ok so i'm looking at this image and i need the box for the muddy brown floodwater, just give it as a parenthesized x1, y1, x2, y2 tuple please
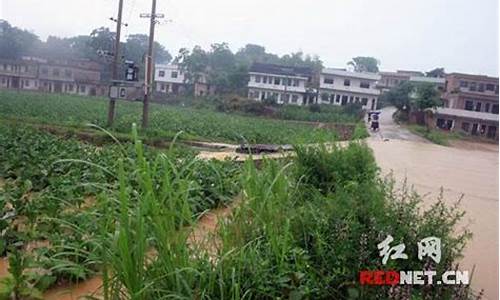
(368, 139, 499, 300)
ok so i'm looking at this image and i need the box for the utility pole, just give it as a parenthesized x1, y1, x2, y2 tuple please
(107, 0, 124, 127)
(140, 0, 163, 128)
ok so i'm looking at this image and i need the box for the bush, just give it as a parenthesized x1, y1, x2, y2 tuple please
(309, 103, 322, 113)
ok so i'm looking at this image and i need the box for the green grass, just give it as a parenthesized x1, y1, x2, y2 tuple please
(407, 125, 464, 146)
(0, 90, 343, 144)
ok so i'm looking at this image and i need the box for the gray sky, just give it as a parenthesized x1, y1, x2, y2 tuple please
(1, 0, 498, 76)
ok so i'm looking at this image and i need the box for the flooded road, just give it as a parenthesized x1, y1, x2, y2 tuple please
(368, 107, 498, 299)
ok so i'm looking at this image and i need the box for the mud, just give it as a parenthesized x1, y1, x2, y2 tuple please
(368, 139, 499, 299)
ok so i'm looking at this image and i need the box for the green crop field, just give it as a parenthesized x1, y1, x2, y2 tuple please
(0, 91, 346, 145)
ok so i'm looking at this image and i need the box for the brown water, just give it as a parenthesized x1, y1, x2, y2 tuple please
(368, 139, 499, 300)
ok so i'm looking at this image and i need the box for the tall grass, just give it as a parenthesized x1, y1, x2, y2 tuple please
(89, 136, 472, 299)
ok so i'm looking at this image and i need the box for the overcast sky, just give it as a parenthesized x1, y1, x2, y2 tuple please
(1, 0, 498, 76)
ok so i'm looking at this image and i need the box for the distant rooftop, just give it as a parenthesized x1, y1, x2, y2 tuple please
(322, 68, 380, 80)
(249, 63, 313, 78)
(447, 72, 499, 82)
(409, 76, 445, 84)
(435, 107, 499, 122)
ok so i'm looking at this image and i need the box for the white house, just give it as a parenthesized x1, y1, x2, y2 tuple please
(247, 63, 315, 105)
(319, 68, 380, 110)
(154, 64, 186, 95)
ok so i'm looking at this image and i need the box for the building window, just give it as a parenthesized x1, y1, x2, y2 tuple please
(291, 94, 299, 103)
(161, 83, 166, 91)
(80, 85, 86, 93)
(341, 95, 348, 105)
(475, 102, 482, 112)
(321, 93, 328, 101)
(464, 100, 474, 111)
(469, 82, 477, 91)
(53, 68, 60, 76)
(159, 70, 165, 77)
(274, 77, 280, 85)
(324, 77, 334, 84)
(485, 103, 490, 113)
(492, 104, 499, 114)
(360, 81, 370, 88)
(293, 79, 299, 86)
(336, 95, 341, 103)
(486, 83, 495, 91)
(460, 81, 468, 88)
(287, 78, 292, 86)
(478, 83, 485, 92)
(68, 84, 73, 91)
(361, 98, 368, 105)
(344, 79, 350, 86)
(255, 75, 261, 83)
(283, 93, 290, 103)
(171, 71, 178, 78)
(461, 122, 470, 132)
(65, 69, 72, 77)
(263, 76, 267, 84)
(355, 96, 360, 103)
(24, 80, 30, 87)
(41, 67, 48, 75)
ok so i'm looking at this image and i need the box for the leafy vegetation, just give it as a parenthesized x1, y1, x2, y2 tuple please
(381, 81, 442, 120)
(0, 122, 242, 293)
(0, 90, 343, 144)
(407, 125, 464, 146)
(82, 140, 471, 299)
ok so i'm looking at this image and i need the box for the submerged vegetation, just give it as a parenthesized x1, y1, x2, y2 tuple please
(0, 119, 472, 299)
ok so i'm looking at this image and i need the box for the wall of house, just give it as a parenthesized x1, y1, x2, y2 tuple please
(155, 65, 185, 84)
(248, 88, 305, 106)
(428, 114, 499, 140)
(248, 73, 308, 94)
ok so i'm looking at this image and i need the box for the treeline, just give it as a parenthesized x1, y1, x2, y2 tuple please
(0, 20, 324, 90)
(0, 20, 171, 80)
(173, 43, 324, 94)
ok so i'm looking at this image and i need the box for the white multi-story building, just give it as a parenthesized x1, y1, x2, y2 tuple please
(318, 68, 380, 110)
(154, 64, 186, 95)
(247, 63, 315, 105)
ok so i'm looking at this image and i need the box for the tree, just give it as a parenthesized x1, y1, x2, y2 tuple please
(381, 81, 442, 115)
(412, 82, 442, 110)
(380, 81, 414, 113)
(426, 67, 446, 78)
(0, 20, 40, 59)
(347, 56, 380, 73)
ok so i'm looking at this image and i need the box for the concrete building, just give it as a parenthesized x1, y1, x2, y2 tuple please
(431, 73, 499, 140)
(318, 68, 380, 110)
(247, 63, 315, 105)
(0, 57, 106, 96)
(154, 64, 187, 95)
(377, 70, 445, 92)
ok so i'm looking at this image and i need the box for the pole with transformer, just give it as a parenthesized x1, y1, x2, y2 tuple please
(140, 0, 164, 128)
(107, 0, 125, 127)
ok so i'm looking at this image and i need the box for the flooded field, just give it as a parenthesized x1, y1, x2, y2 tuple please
(368, 139, 499, 299)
